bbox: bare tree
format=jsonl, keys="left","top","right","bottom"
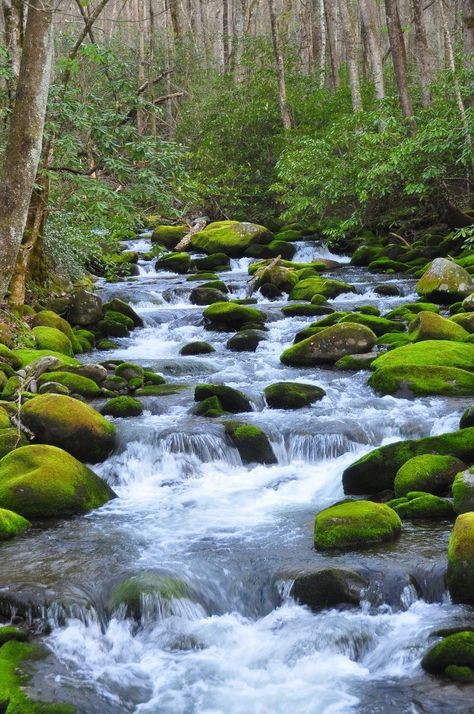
{"left": 338, "top": 0, "right": 363, "bottom": 111}
{"left": 359, "top": 0, "right": 385, "bottom": 100}
{"left": 412, "top": 0, "right": 432, "bottom": 106}
{"left": 384, "top": 0, "right": 415, "bottom": 132}
{"left": 268, "top": 0, "right": 293, "bottom": 130}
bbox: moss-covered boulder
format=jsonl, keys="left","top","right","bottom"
{"left": 32, "top": 326, "right": 73, "bottom": 357}
{"left": 253, "top": 264, "right": 298, "bottom": 294}
{"left": 190, "top": 287, "right": 228, "bottom": 305}
{"left": 21, "top": 394, "right": 116, "bottom": 462}
{"left": 448, "top": 513, "right": 474, "bottom": 603}
{"left": 108, "top": 573, "right": 189, "bottom": 620}
{"left": 203, "top": 302, "right": 265, "bottom": 331}
{"left": 115, "top": 362, "right": 144, "bottom": 387}
{"left": 100, "top": 396, "right": 143, "bottom": 418}
{"left": 193, "top": 395, "right": 227, "bottom": 418}
{"left": 339, "top": 313, "right": 404, "bottom": 337}
{"left": 343, "top": 427, "right": 474, "bottom": 495}
{"left": 37, "top": 371, "right": 101, "bottom": 399}
{"left": 389, "top": 492, "right": 453, "bottom": 519}
{"left": 452, "top": 468, "right": 474, "bottom": 514}
{"left": 32, "top": 310, "right": 75, "bottom": 344}
{"left": 368, "top": 365, "right": 474, "bottom": 397}
{"left": 374, "top": 284, "right": 402, "bottom": 296}
{"left": 226, "top": 329, "right": 266, "bottom": 352}
{"left": 450, "top": 312, "right": 474, "bottom": 333}
{"left": 422, "top": 631, "right": 474, "bottom": 681}
{"left": 463, "top": 293, "right": 474, "bottom": 311}
{"left": 0, "top": 407, "right": 10, "bottom": 430}
{"left": 314, "top": 500, "right": 401, "bottom": 550}
{"left": 281, "top": 323, "right": 377, "bottom": 366}
{"left": 264, "top": 382, "right": 325, "bottom": 409}
{"left": 370, "top": 340, "right": 474, "bottom": 372}
{"left": 156, "top": 252, "right": 191, "bottom": 274}
{"left": 0, "top": 626, "right": 28, "bottom": 645}
{"left": 135, "top": 384, "right": 186, "bottom": 396}
{"left": 11, "top": 350, "right": 80, "bottom": 369}
{"left": 290, "top": 568, "right": 369, "bottom": 610}
{"left": 0, "top": 508, "right": 30, "bottom": 539}
{"left": 194, "top": 384, "right": 251, "bottom": 413}
{"left": 151, "top": 224, "right": 188, "bottom": 248}
{"left": 0, "top": 444, "right": 115, "bottom": 518}
{"left": 281, "top": 303, "right": 333, "bottom": 318}
{"left": 0, "top": 344, "right": 21, "bottom": 369}
{"left": 394, "top": 455, "right": 466, "bottom": 497}
{"left": 0, "top": 429, "right": 28, "bottom": 459}
{"left": 193, "top": 253, "right": 231, "bottom": 272}
{"left": 97, "top": 339, "right": 118, "bottom": 351}
{"left": 179, "top": 341, "right": 215, "bottom": 356}
{"left": 335, "top": 352, "right": 378, "bottom": 370}
{"left": 460, "top": 406, "right": 474, "bottom": 429}
{"left": 290, "top": 277, "right": 355, "bottom": 301}
{"left": 416, "top": 258, "right": 474, "bottom": 304}
{"left": 224, "top": 421, "right": 276, "bottom": 464}
{"left": 408, "top": 311, "right": 469, "bottom": 342}
{"left": 68, "top": 289, "right": 103, "bottom": 326}
{"left": 191, "top": 220, "right": 273, "bottom": 257}
{"left": 103, "top": 298, "right": 143, "bottom": 328}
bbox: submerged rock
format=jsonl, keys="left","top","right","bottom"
{"left": 224, "top": 421, "right": 276, "bottom": 464}
{"left": 194, "top": 384, "right": 252, "bottom": 413}
{"left": 290, "top": 568, "right": 369, "bottom": 610}
{"left": 180, "top": 341, "right": 215, "bottom": 356}
{"left": 108, "top": 573, "right": 189, "bottom": 620}
{"left": 203, "top": 302, "right": 266, "bottom": 331}
{"left": 314, "top": 500, "right": 401, "bottom": 550}
{"left": 264, "top": 382, "right": 325, "bottom": 409}
{"left": 281, "top": 323, "right": 377, "bottom": 366}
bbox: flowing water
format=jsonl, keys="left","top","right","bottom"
{"left": 4, "top": 239, "right": 474, "bottom": 713}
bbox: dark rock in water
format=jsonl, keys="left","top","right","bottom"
{"left": 422, "top": 631, "right": 474, "bottom": 682}
{"left": 224, "top": 421, "right": 276, "bottom": 464}
{"left": 107, "top": 573, "right": 189, "bottom": 621}
{"left": 193, "top": 396, "right": 226, "bottom": 418}
{"left": 193, "top": 253, "right": 231, "bottom": 271}
{"left": 180, "top": 341, "right": 215, "bottom": 356}
{"left": 259, "top": 283, "right": 283, "bottom": 300}
{"left": 264, "top": 382, "right": 325, "bottom": 409}
{"left": 460, "top": 406, "right": 474, "bottom": 429}
{"left": 103, "top": 298, "right": 144, "bottom": 328}
{"left": 203, "top": 302, "right": 266, "bottom": 331}
{"left": 226, "top": 330, "right": 266, "bottom": 352}
{"left": 190, "top": 287, "right": 228, "bottom": 305}
{"left": 374, "top": 283, "right": 401, "bottom": 296}
{"left": 290, "top": 568, "right": 369, "bottom": 610}
{"left": 194, "top": 384, "right": 252, "bottom": 413}
{"left": 156, "top": 252, "right": 191, "bottom": 274}
{"left": 101, "top": 396, "right": 143, "bottom": 418}
{"left": 68, "top": 289, "right": 103, "bottom": 326}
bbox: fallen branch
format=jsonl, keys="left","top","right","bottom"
{"left": 175, "top": 216, "right": 209, "bottom": 252}
{"left": 246, "top": 255, "right": 282, "bottom": 297}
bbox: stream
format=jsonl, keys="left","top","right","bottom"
{"left": 3, "top": 238, "right": 474, "bottom": 713}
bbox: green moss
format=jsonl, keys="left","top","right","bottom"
{"left": 408, "top": 311, "right": 469, "bottom": 342}
{"left": 103, "top": 299, "right": 143, "bottom": 328}
{"left": 245, "top": 238, "right": 296, "bottom": 260}
{"left": 0, "top": 627, "right": 27, "bottom": 645}
{"left": 142, "top": 370, "right": 165, "bottom": 385}
{"left": 179, "top": 341, "right": 215, "bottom": 356}
{"left": 281, "top": 304, "right": 333, "bottom": 317}
{"left": 1, "top": 377, "right": 21, "bottom": 401}
{"left": 376, "top": 332, "right": 412, "bottom": 349}
{"left": 73, "top": 329, "right": 95, "bottom": 349}
{"left": 0, "top": 444, "right": 115, "bottom": 519}
{"left": 203, "top": 302, "right": 265, "bottom": 331}
{"left": 369, "top": 365, "right": 474, "bottom": 396}
{"left": 12, "top": 350, "right": 79, "bottom": 369}
{"left": 191, "top": 220, "right": 273, "bottom": 257}
{"left": 109, "top": 574, "right": 188, "bottom": 619}
{"left": 115, "top": 362, "right": 144, "bottom": 385}
{"left": 135, "top": 384, "right": 186, "bottom": 396}
{"left": 0, "top": 408, "right": 10, "bottom": 430}
{"left": 281, "top": 323, "right": 377, "bottom": 366}
{"left": 343, "top": 427, "right": 474, "bottom": 494}
{"left": 264, "top": 382, "right": 325, "bottom": 409}
{"left": 193, "top": 253, "right": 231, "bottom": 271}
{"left": 335, "top": 353, "right": 377, "bottom": 370}
{"left": 368, "top": 258, "right": 407, "bottom": 273}
{"left": 151, "top": 224, "right": 188, "bottom": 248}
{"left": 314, "top": 500, "right": 401, "bottom": 550}
{"left": 32, "top": 311, "right": 75, "bottom": 343}
{"left": 0, "top": 429, "right": 28, "bottom": 459}
{"left": 103, "top": 310, "right": 134, "bottom": 329}
{"left": 37, "top": 372, "right": 100, "bottom": 399}
{"left": 224, "top": 421, "right": 276, "bottom": 464}
{"left": 445, "top": 664, "right": 474, "bottom": 682}
{"left": 394, "top": 454, "right": 466, "bottom": 497}
{"left": 100, "top": 396, "right": 143, "bottom": 418}
{"left": 417, "top": 258, "right": 474, "bottom": 303}
{"left": 350, "top": 245, "right": 381, "bottom": 266}
{"left": 422, "top": 631, "right": 474, "bottom": 673}
{"left": 32, "top": 327, "right": 73, "bottom": 357}
{"left": 0, "top": 345, "right": 21, "bottom": 369}
{"left": 0, "top": 508, "right": 30, "bottom": 539}
{"left": 156, "top": 252, "right": 191, "bottom": 274}
{"left": 463, "top": 293, "right": 474, "bottom": 311}
{"left": 290, "top": 277, "right": 355, "bottom": 301}
{"left": 21, "top": 394, "right": 116, "bottom": 463}
{"left": 452, "top": 468, "right": 474, "bottom": 514}
{"left": 190, "top": 287, "right": 228, "bottom": 305}
{"left": 186, "top": 272, "right": 219, "bottom": 282}
{"left": 450, "top": 312, "right": 474, "bottom": 333}
{"left": 195, "top": 384, "right": 251, "bottom": 412}
{"left": 193, "top": 395, "right": 226, "bottom": 417}
{"left": 370, "top": 340, "right": 474, "bottom": 371}
{"left": 96, "top": 339, "right": 118, "bottom": 351}
{"left": 390, "top": 492, "right": 453, "bottom": 519}
{"left": 339, "top": 313, "right": 405, "bottom": 337}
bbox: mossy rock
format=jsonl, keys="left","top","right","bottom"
{"left": 191, "top": 221, "right": 273, "bottom": 257}
{"left": 408, "top": 311, "right": 469, "bottom": 342}
{"left": 224, "top": 421, "right": 276, "bottom": 464}
{"left": 115, "top": 362, "right": 144, "bottom": 385}
{"left": 226, "top": 330, "right": 266, "bottom": 352}
{"left": 450, "top": 312, "right": 474, "bottom": 333}
{"left": 368, "top": 365, "right": 474, "bottom": 397}
{"left": 310, "top": 294, "right": 329, "bottom": 305}
{"left": 281, "top": 304, "right": 333, "bottom": 318}
{"left": 290, "top": 568, "right": 369, "bottom": 610}
{"left": 245, "top": 239, "right": 296, "bottom": 260}
{"left": 368, "top": 258, "right": 407, "bottom": 273}
{"left": 103, "top": 310, "right": 134, "bottom": 330}
{"left": 335, "top": 352, "right": 378, "bottom": 370}
{"left": 253, "top": 265, "right": 298, "bottom": 294}
{"left": 38, "top": 382, "right": 70, "bottom": 396}
{"left": 339, "top": 313, "right": 404, "bottom": 337}
{"left": 103, "top": 298, "right": 143, "bottom": 328}
{"left": 0, "top": 429, "right": 28, "bottom": 459}
{"left": 142, "top": 370, "right": 165, "bottom": 386}
{"left": 452, "top": 468, "right": 474, "bottom": 514}
{"left": 31, "top": 326, "right": 73, "bottom": 357}
{"left": 186, "top": 272, "right": 219, "bottom": 282}
{"left": 203, "top": 302, "right": 265, "bottom": 331}
{"left": 290, "top": 277, "right": 355, "bottom": 301}
{"left": 376, "top": 332, "right": 412, "bottom": 349}
{"left": 343, "top": 427, "right": 474, "bottom": 495}
{"left": 156, "top": 252, "right": 191, "bottom": 274}
{"left": 394, "top": 454, "right": 466, "bottom": 497}
{"left": 264, "top": 382, "right": 325, "bottom": 409}
{"left": 463, "top": 293, "right": 474, "bottom": 311}
{"left": 109, "top": 573, "right": 188, "bottom": 620}
{"left": 274, "top": 229, "right": 303, "bottom": 241}
{"left": 1, "top": 377, "right": 21, "bottom": 401}
{"left": 37, "top": 371, "right": 101, "bottom": 399}
{"left": 103, "top": 375, "right": 130, "bottom": 393}
{"left": 389, "top": 492, "right": 453, "bottom": 519}
{"left": 370, "top": 340, "right": 474, "bottom": 372}
{"left": 314, "top": 500, "right": 401, "bottom": 550}
{"left": 0, "top": 507, "right": 30, "bottom": 540}
{"left": 350, "top": 245, "right": 381, "bottom": 266}
{"left": 96, "top": 339, "right": 118, "bottom": 351}
{"left": 422, "top": 632, "right": 474, "bottom": 676}
{"left": 373, "top": 284, "right": 401, "bottom": 297}
{"left": 281, "top": 323, "right": 377, "bottom": 367}
{"left": 0, "top": 407, "right": 10, "bottom": 430}
{"left": 32, "top": 310, "right": 75, "bottom": 343}
{"left": 190, "top": 287, "right": 228, "bottom": 305}
{"left": 448, "top": 513, "right": 474, "bottom": 603}
{"left": 460, "top": 406, "right": 474, "bottom": 429}
{"left": 193, "top": 253, "right": 231, "bottom": 271}
{"left": 100, "top": 396, "right": 143, "bottom": 418}
{"left": 0, "top": 444, "right": 115, "bottom": 518}
{"left": 193, "top": 395, "right": 227, "bottom": 418}
{"left": 21, "top": 394, "right": 116, "bottom": 463}
{"left": 151, "top": 224, "right": 188, "bottom": 248}
{"left": 357, "top": 305, "right": 380, "bottom": 316}
{"left": 179, "top": 341, "right": 215, "bottom": 356}
{"left": 0, "top": 345, "right": 21, "bottom": 369}
{"left": 135, "top": 384, "right": 186, "bottom": 396}
{"left": 417, "top": 258, "right": 474, "bottom": 304}
{"left": 195, "top": 384, "right": 251, "bottom": 413}
{"left": 97, "top": 315, "right": 129, "bottom": 338}
{"left": 0, "top": 626, "right": 27, "bottom": 645}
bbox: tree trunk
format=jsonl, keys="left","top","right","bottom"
{"left": 338, "top": 0, "right": 363, "bottom": 112}
{"left": 136, "top": 0, "right": 147, "bottom": 135}
{"left": 323, "top": 0, "right": 339, "bottom": 90}
{"left": 463, "top": 0, "right": 474, "bottom": 61}
{"left": 268, "top": 0, "right": 293, "bottom": 130}
{"left": 2, "top": 0, "right": 23, "bottom": 81}
{"left": 359, "top": 0, "right": 385, "bottom": 100}
{"left": 0, "top": 0, "right": 54, "bottom": 301}
{"left": 384, "top": 0, "right": 415, "bottom": 132}
{"left": 223, "top": 0, "right": 231, "bottom": 71}
{"left": 412, "top": 0, "right": 431, "bottom": 107}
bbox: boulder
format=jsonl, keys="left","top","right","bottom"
{"left": 68, "top": 289, "right": 103, "bottom": 325}
{"left": 408, "top": 311, "right": 469, "bottom": 342}
{"left": 264, "top": 382, "right": 325, "bottom": 409}
{"left": 194, "top": 384, "right": 252, "bottom": 412}
{"left": 368, "top": 365, "right": 474, "bottom": 397}
{"left": 115, "top": 362, "right": 144, "bottom": 387}
{"left": 103, "top": 298, "right": 143, "bottom": 328}
{"left": 374, "top": 284, "right": 401, "bottom": 296}
{"left": 416, "top": 258, "right": 474, "bottom": 304}
{"left": 224, "top": 421, "right": 276, "bottom": 464}
{"left": 37, "top": 371, "right": 101, "bottom": 399}
{"left": 0, "top": 344, "right": 21, "bottom": 369}
{"left": 314, "top": 500, "right": 401, "bottom": 550}
{"left": 203, "top": 302, "right": 265, "bottom": 331}
{"left": 335, "top": 352, "right": 378, "bottom": 370}
{"left": 193, "top": 253, "right": 231, "bottom": 271}
{"left": 254, "top": 265, "right": 298, "bottom": 294}
{"left": 0, "top": 509, "right": 30, "bottom": 540}
{"left": 343, "top": 427, "right": 474, "bottom": 495}
{"left": 339, "top": 313, "right": 404, "bottom": 337}
{"left": 151, "top": 224, "right": 188, "bottom": 248}
{"left": 32, "top": 326, "right": 73, "bottom": 357}
{"left": 191, "top": 220, "right": 273, "bottom": 257}
{"left": 193, "top": 395, "right": 227, "bottom": 417}
{"left": 226, "top": 330, "right": 266, "bottom": 352}
{"left": 280, "top": 323, "right": 377, "bottom": 366}
{"left": 62, "top": 363, "right": 108, "bottom": 385}
{"left": 450, "top": 312, "right": 474, "bottom": 333}
{"left": 394, "top": 454, "right": 466, "bottom": 497}
{"left": 136, "top": 384, "right": 186, "bottom": 396}
{"left": 290, "top": 568, "right": 369, "bottom": 610}
{"left": 422, "top": 631, "right": 474, "bottom": 681}
{"left": 0, "top": 444, "right": 115, "bottom": 518}
{"left": 108, "top": 573, "right": 189, "bottom": 620}
{"left": 460, "top": 406, "right": 474, "bottom": 429}
{"left": 180, "top": 341, "right": 215, "bottom": 356}
{"left": 32, "top": 310, "right": 75, "bottom": 343}
{"left": 290, "top": 277, "right": 355, "bottom": 301}
{"left": 370, "top": 340, "right": 474, "bottom": 372}
{"left": 281, "top": 304, "right": 333, "bottom": 318}
{"left": 0, "top": 408, "right": 10, "bottom": 430}
{"left": 156, "top": 252, "right": 191, "bottom": 274}
{"left": 448, "top": 513, "right": 474, "bottom": 603}
{"left": 100, "top": 396, "right": 143, "bottom": 418}
{"left": 388, "top": 492, "right": 453, "bottom": 519}
{"left": 452, "top": 468, "right": 474, "bottom": 514}
{"left": 463, "top": 293, "right": 474, "bottom": 311}
{"left": 0, "top": 429, "right": 28, "bottom": 459}
{"left": 190, "top": 287, "right": 228, "bottom": 305}
{"left": 21, "top": 394, "right": 116, "bottom": 462}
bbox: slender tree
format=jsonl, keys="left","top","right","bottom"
{"left": 360, "top": 0, "right": 385, "bottom": 101}
{"left": 338, "top": 0, "right": 363, "bottom": 111}
{"left": 384, "top": 0, "right": 415, "bottom": 132}
{"left": 412, "top": 0, "right": 432, "bottom": 107}
{"left": 268, "top": 0, "right": 293, "bottom": 130}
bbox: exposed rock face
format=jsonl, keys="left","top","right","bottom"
{"left": 280, "top": 323, "right": 377, "bottom": 366}
{"left": 68, "top": 289, "right": 103, "bottom": 325}
{"left": 416, "top": 258, "right": 474, "bottom": 304}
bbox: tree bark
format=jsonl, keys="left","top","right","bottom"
{"left": 0, "top": 0, "right": 54, "bottom": 301}
{"left": 268, "top": 0, "right": 293, "bottom": 130}
{"left": 323, "top": 0, "right": 339, "bottom": 90}
{"left": 2, "top": 0, "right": 23, "bottom": 81}
{"left": 359, "top": 0, "right": 385, "bottom": 100}
{"left": 384, "top": 0, "right": 415, "bottom": 132}
{"left": 463, "top": 0, "right": 474, "bottom": 62}
{"left": 412, "top": 0, "right": 431, "bottom": 107}
{"left": 338, "top": 0, "right": 363, "bottom": 112}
